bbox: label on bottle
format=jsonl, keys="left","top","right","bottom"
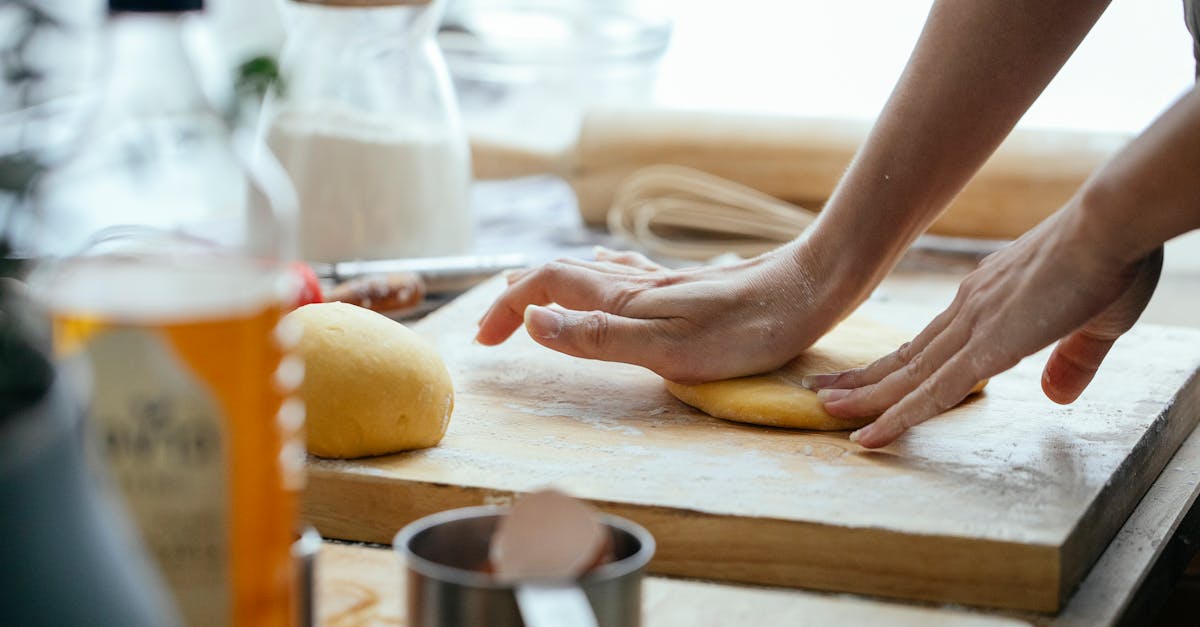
{"left": 83, "top": 328, "right": 230, "bottom": 627}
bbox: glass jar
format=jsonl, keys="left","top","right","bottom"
{"left": 440, "top": 0, "right": 673, "bottom": 160}
{"left": 29, "top": 2, "right": 303, "bottom": 626}
{"left": 269, "top": 0, "right": 473, "bottom": 263}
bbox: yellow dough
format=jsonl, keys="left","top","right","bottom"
{"left": 286, "top": 302, "right": 453, "bottom": 458}
{"left": 665, "top": 316, "right": 985, "bottom": 430}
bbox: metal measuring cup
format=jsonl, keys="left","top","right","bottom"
{"left": 394, "top": 505, "right": 655, "bottom": 627}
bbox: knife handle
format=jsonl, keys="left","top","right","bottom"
{"left": 325, "top": 272, "right": 426, "bottom": 314}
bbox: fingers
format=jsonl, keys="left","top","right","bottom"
{"left": 1041, "top": 248, "right": 1161, "bottom": 404}
{"left": 1041, "top": 330, "right": 1116, "bottom": 404}
{"left": 554, "top": 257, "right": 656, "bottom": 277}
{"left": 802, "top": 347, "right": 912, "bottom": 392}
{"left": 477, "top": 260, "right": 664, "bottom": 346}
{"left": 593, "top": 246, "right": 665, "bottom": 271}
{"left": 813, "top": 292, "right": 995, "bottom": 447}
{"left": 818, "top": 318, "right": 972, "bottom": 419}
{"left": 486, "top": 250, "right": 673, "bottom": 337}
{"left": 802, "top": 301, "right": 963, "bottom": 391}
{"left": 504, "top": 268, "right": 534, "bottom": 285}
{"left": 523, "top": 305, "right": 677, "bottom": 372}
{"left": 501, "top": 248, "right": 664, "bottom": 287}
{"left": 477, "top": 263, "right": 610, "bottom": 345}
{"left": 848, "top": 350, "right": 985, "bottom": 448}
{"left": 820, "top": 327, "right": 997, "bottom": 448}
{"left": 502, "top": 258, "right": 643, "bottom": 287}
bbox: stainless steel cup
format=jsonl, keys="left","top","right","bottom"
{"left": 394, "top": 505, "right": 655, "bottom": 627}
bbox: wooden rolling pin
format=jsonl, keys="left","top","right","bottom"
{"left": 470, "top": 107, "right": 1131, "bottom": 240}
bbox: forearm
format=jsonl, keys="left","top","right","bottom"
{"left": 796, "top": 0, "right": 1111, "bottom": 293}
{"left": 1077, "top": 85, "right": 1200, "bottom": 266}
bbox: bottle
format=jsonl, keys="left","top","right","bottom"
{"left": 29, "top": 1, "right": 303, "bottom": 625}
{"left": 267, "top": 0, "right": 473, "bottom": 264}
{"left": 0, "top": 285, "right": 182, "bottom": 627}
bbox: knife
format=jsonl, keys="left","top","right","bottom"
{"left": 310, "top": 253, "right": 529, "bottom": 295}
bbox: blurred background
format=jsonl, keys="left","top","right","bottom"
{"left": 4, "top": 0, "right": 1197, "bottom": 259}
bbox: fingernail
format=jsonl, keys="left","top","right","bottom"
{"left": 849, "top": 426, "right": 870, "bottom": 443}
{"left": 524, "top": 305, "right": 563, "bottom": 340}
{"left": 802, "top": 374, "right": 835, "bottom": 390}
{"left": 817, "top": 388, "right": 850, "bottom": 403}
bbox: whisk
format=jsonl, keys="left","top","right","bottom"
{"left": 606, "top": 164, "right": 1008, "bottom": 261}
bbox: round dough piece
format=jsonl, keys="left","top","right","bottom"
{"left": 286, "top": 302, "right": 453, "bottom": 458}
{"left": 665, "top": 316, "right": 986, "bottom": 430}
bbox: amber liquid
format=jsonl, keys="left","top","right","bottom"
{"left": 45, "top": 258, "right": 299, "bottom": 627}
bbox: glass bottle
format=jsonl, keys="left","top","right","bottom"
{"left": 29, "top": 1, "right": 303, "bottom": 626}
{"left": 268, "top": 0, "right": 473, "bottom": 264}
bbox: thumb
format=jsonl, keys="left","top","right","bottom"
{"left": 1041, "top": 331, "right": 1119, "bottom": 404}
{"left": 523, "top": 305, "right": 668, "bottom": 372}
{"left": 1042, "top": 248, "right": 1162, "bottom": 404}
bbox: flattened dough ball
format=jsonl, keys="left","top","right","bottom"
{"left": 665, "top": 316, "right": 986, "bottom": 430}
{"left": 287, "top": 302, "right": 453, "bottom": 458}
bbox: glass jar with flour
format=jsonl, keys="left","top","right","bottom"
{"left": 270, "top": 0, "right": 472, "bottom": 263}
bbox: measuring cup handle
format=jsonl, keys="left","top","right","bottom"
{"left": 514, "top": 584, "right": 598, "bottom": 627}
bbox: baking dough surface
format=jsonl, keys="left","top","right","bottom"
{"left": 665, "top": 316, "right": 982, "bottom": 430}
{"left": 287, "top": 302, "right": 453, "bottom": 458}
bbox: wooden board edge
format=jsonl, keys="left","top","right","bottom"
{"left": 302, "top": 467, "right": 1061, "bottom": 613}
{"left": 1058, "top": 368, "right": 1200, "bottom": 608}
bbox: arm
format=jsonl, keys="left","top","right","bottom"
{"left": 812, "top": 85, "right": 1200, "bottom": 449}
{"left": 475, "top": 0, "right": 1111, "bottom": 382}
{"left": 802, "top": 0, "right": 1112, "bottom": 296}
{"left": 1078, "top": 87, "right": 1200, "bottom": 262}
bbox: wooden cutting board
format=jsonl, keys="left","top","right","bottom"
{"left": 302, "top": 277, "right": 1200, "bottom": 613}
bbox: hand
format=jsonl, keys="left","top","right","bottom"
{"left": 475, "top": 245, "right": 858, "bottom": 383}
{"left": 805, "top": 203, "right": 1163, "bottom": 448}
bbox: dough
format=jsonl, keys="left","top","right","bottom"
{"left": 286, "top": 302, "right": 453, "bottom": 458}
{"left": 665, "top": 316, "right": 985, "bottom": 430}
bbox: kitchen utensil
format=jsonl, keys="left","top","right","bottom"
{"left": 470, "top": 107, "right": 1129, "bottom": 240}
{"left": 271, "top": 0, "right": 473, "bottom": 262}
{"left": 310, "top": 252, "right": 527, "bottom": 293}
{"left": 297, "top": 253, "right": 528, "bottom": 315}
{"left": 606, "top": 164, "right": 1009, "bottom": 260}
{"left": 394, "top": 503, "right": 654, "bottom": 627}
{"left": 292, "top": 526, "right": 322, "bottom": 627}
{"left": 490, "top": 489, "right": 607, "bottom": 627}
{"left": 441, "top": 1, "right": 671, "bottom": 161}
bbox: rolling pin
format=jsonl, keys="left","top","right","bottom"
{"left": 470, "top": 107, "right": 1130, "bottom": 240}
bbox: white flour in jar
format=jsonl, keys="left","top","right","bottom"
{"left": 268, "top": 106, "right": 472, "bottom": 263}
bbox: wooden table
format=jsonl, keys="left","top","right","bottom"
{"left": 313, "top": 263, "right": 1200, "bottom": 626}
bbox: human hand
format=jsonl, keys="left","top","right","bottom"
{"left": 804, "top": 205, "right": 1163, "bottom": 448}
{"left": 474, "top": 245, "right": 859, "bottom": 383}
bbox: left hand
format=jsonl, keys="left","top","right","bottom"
{"left": 803, "top": 202, "right": 1163, "bottom": 448}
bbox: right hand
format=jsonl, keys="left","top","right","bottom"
{"left": 474, "top": 245, "right": 856, "bottom": 384}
